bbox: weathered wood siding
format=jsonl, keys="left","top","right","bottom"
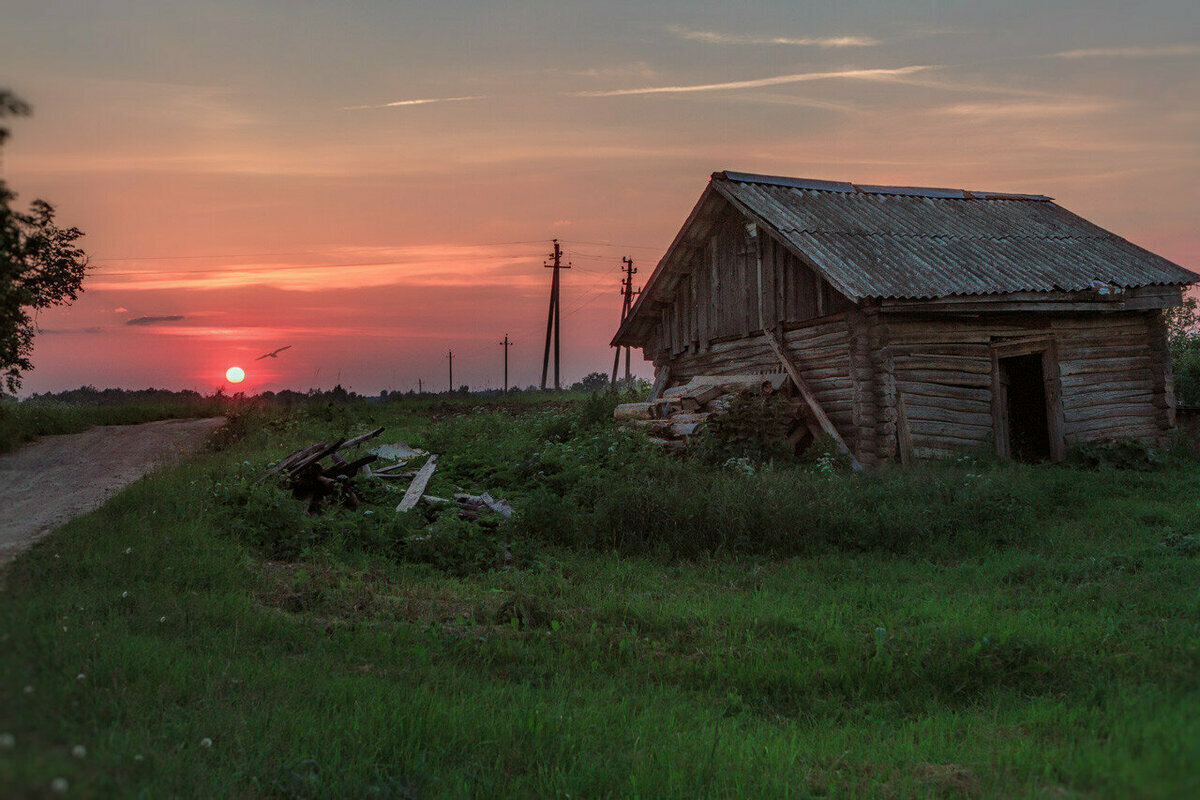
{"left": 662, "top": 315, "right": 854, "bottom": 444}
{"left": 880, "top": 311, "right": 1167, "bottom": 458}
{"left": 644, "top": 210, "right": 853, "bottom": 362}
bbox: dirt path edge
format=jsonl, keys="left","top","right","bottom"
{"left": 0, "top": 416, "right": 227, "bottom": 567}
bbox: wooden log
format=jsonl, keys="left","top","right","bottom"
{"left": 628, "top": 419, "right": 675, "bottom": 434}
{"left": 340, "top": 427, "right": 386, "bottom": 451}
{"left": 1058, "top": 357, "right": 1151, "bottom": 377}
{"left": 894, "top": 369, "right": 991, "bottom": 388}
{"left": 1059, "top": 372, "right": 1152, "bottom": 391}
{"left": 397, "top": 455, "right": 438, "bottom": 513}
{"left": 667, "top": 412, "right": 711, "bottom": 425}
{"left": 896, "top": 356, "right": 992, "bottom": 375}
{"left": 671, "top": 421, "right": 703, "bottom": 437}
{"left": 762, "top": 327, "right": 862, "bottom": 471}
{"left": 285, "top": 437, "right": 347, "bottom": 477}
{"left": 325, "top": 454, "right": 378, "bottom": 479}
{"left": 895, "top": 380, "right": 992, "bottom": 404}
{"left": 614, "top": 402, "right": 654, "bottom": 420}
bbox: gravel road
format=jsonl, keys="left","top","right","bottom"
{"left": 0, "top": 417, "right": 226, "bottom": 566}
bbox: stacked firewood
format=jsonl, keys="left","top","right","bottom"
{"left": 614, "top": 374, "right": 799, "bottom": 451}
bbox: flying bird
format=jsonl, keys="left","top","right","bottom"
{"left": 255, "top": 345, "right": 292, "bottom": 360}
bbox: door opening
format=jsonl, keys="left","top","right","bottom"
{"left": 999, "top": 352, "right": 1050, "bottom": 462}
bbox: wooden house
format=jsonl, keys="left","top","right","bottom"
{"left": 611, "top": 171, "right": 1199, "bottom": 464}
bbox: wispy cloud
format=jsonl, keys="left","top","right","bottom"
{"left": 668, "top": 25, "right": 878, "bottom": 47}
{"left": 126, "top": 315, "right": 186, "bottom": 326}
{"left": 933, "top": 100, "right": 1115, "bottom": 118}
{"left": 571, "top": 65, "right": 933, "bottom": 97}
{"left": 341, "top": 95, "right": 484, "bottom": 111}
{"left": 1051, "top": 44, "right": 1200, "bottom": 59}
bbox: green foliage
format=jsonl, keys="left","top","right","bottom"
{"left": 1069, "top": 438, "right": 1166, "bottom": 471}
{"left": 694, "top": 390, "right": 793, "bottom": 465}
{"left": 1, "top": 91, "right": 89, "bottom": 393}
{"left": 570, "top": 371, "right": 611, "bottom": 393}
{"left": 1166, "top": 296, "right": 1200, "bottom": 405}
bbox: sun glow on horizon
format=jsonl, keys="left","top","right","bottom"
{"left": 226, "top": 366, "right": 245, "bottom": 383}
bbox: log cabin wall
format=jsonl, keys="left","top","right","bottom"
{"left": 658, "top": 315, "right": 855, "bottom": 447}
{"left": 881, "top": 310, "right": 1167, "bottom": 458}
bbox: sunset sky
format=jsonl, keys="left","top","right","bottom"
{"left": 2, "top": 0, "right": 1197, "bottom": 395}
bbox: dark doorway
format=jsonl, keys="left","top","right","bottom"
{"left": 1000, "top": 353, "right": 1050, "bottom": 462}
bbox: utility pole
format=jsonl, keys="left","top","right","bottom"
{"left": 611, "top": 256, "right": 639, "bottom": 388}
{"left": 499, "top": 334, "right": 513, "bottom": 396}
{"left": 540, "top": 239, "right": 571, "bottom": 390}
{"left": 418, "top": 378, "right": 422, "bottom": 394}
{"left": 447, "top": 350, "right": 454, "bottom": 393}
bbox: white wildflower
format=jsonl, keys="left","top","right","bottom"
{"left": 22, "top": 685, "right": 33, "bottom": 694}
{"left": 51, "top": 778, "right": 68, "bottom": 793}
{"left": 199, "top": 737, "right": 213, "bottom": 749}
{"left": 0, "top": 733, "right": 14, "bottom": 749}
{"left": 71, "top": 744, "right": 86, "bottom": 759}
{"left": 76, "top": 673, "right": 86, "bottom": 681}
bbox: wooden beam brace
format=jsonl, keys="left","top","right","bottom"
{"left": 762, "top": 328, "right": 862, "bottom": 471}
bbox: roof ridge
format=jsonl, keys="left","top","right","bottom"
{"left": 791, "top": 230, "right": 1118, "bottom": 241}
{"left": 715, "top": 170, "right": 1053, "bottom": 201}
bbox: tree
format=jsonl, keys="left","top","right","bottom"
{"left": 1165, "top": 295, "right": 1200, "bottom": 405}
{"left": 1, "top": 90, "right": 89, "bottom": 394}
{"left": 571, "top": 371, "right": 610, "bottom": 393}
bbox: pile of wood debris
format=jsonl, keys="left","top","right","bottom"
{"left": 613, "top": 374, "right": 793, "bottom": 452}
{"left": 263, "top": 428, "right": 513, "bottom": 518}
{"left": 615, "top": 364, "right": 862, "bottom": 471}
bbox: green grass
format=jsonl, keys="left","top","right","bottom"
{"left": 0, "top": 396, "right": 227, "bottom": 453}
{"left": 2, "top": 395, "right": 1198, "bottom": 797}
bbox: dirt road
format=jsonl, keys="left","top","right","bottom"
{"left": 0, "top": 417, "right": 226, "bottom": 565}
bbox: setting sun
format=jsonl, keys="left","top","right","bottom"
{"left": 225, "top": 366, "right": 245, "bottom": 383}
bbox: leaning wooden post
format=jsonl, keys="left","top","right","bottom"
{"left": 761, "top": 327, "right": 863, "bottom": 471}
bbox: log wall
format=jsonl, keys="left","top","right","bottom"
{"left": 882, "top": 310, "right": 1166, "bottom": 458}
{"left": 663, "top": 314, "right": 854, "bottom": 442}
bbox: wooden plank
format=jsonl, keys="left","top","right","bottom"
{"left": 397, "top": 455, "right": 438, "bottom": 513}
{"left": 341, "top": 426, "right": 386, "bottom": 451}
{"left": 647, "top": 367, "right": 670, "bottom": 402}
{"left": 762, "top": 328, "right": 862, "bottom": 471}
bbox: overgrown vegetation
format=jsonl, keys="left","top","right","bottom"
{"left": 2, "top": 392, "right": 1199, "bottom": 797}
{"left": 1166, "top": 294, "right": 1200, "bottom": 405}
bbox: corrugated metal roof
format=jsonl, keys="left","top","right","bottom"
{"left": 711, "top": 170, "right": 1197, "bottom": 300}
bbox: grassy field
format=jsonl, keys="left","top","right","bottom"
{"left": 1, "top": 394, "right": 1198, "bottom": 798}
{"left": 0, "top": 393, "right": 226, "bottom": 454}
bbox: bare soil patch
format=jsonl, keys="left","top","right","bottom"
{"left": 0, "top": 416, "right": 225, "bottom": 565}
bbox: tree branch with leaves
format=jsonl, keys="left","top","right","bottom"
{"left": 1, "top": 90, "right": 89, "bottom": 394}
